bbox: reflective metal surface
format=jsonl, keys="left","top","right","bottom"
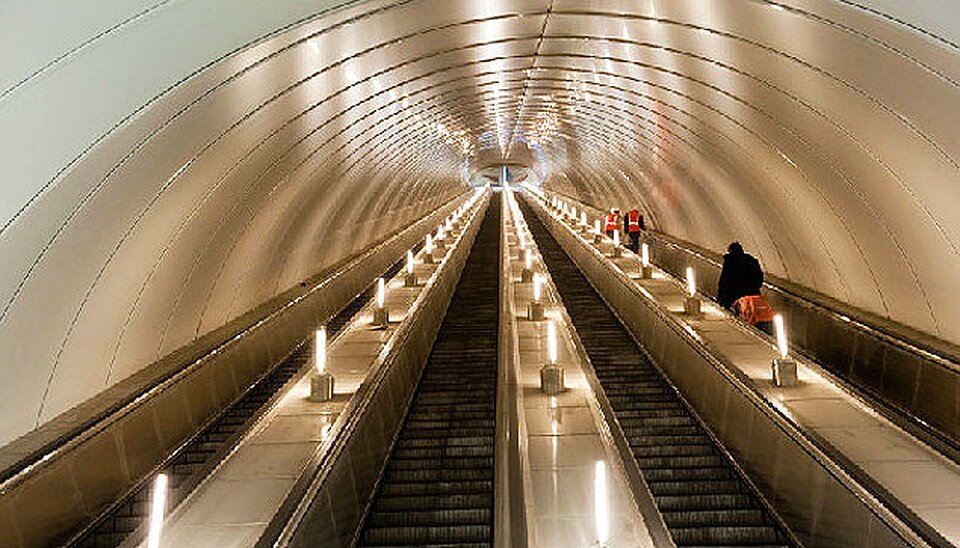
{"left": 526, "top": 194, "right": 926, "bottom": 547}
{"left": 0, "top": 197, "right": 464, "bottom": 548}
{"left": 3, "top": 0, "right": 960, "bottom": 493}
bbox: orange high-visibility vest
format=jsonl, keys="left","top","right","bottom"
{"left": 604, "top": 213, "right": 619, "bottom": 232}
{"left": 627, "top": 210, "right": 641, "bottom": 233}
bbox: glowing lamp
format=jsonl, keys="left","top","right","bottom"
{"left": 774, "top": 314, "right": 789, "bottom": 359}
{"left": 533, "top": 274, "right": 542, "bottom": 302}
{"left": 595, "top": 461, "right": 609, "bottom": 546}
{"left": 314, "top": 327, "right": 327, "bottom": 374}
{"left": 373, "top": 278, "right": 389, "bottom": 327}
{"left": 405, "top": 250, "right": 418, "bottom": 287}
{"left": 524, "top": 248, "right": 533, "bottom": 270}
{"left": 613, "top": 230, "right": 620, "bottom": 247}
{"left": 771, "top": 313, "right": 798, "bottom": 386}
{"left": 685, "top": 267, "right": 696, "bottom": 297}
{"left": 641, "top": 243, "right": 650, "bottom": 267}
{"left": 683, "top": 267, "right": 701, "bottom": 316}
{"left": 594, "top": 220, "right": 601, "bottom": 234}
{"left": 611, "top": 230, "right": 622, "bottom": 258}
{"left": 547, "top": 320, "right": 558, "bottom": 365}
{"left": 426, "top": 234, "right": 434, "bottom": 254}
{"left": 580, "top": 212, "right": 588, "bottom": 226}
{"left": 147, "top": 473, "right": 168, "bottom": 548}
{"left": 310, "top": 327, "right": 334, "bottom": 400}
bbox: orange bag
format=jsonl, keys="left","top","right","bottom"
{"left": 734, "top": 295, "right": 774, "bottom": 325}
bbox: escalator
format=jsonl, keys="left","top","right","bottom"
{"left": 356, "top": 195, "right": 500, "bottom": 547}
{"left": 73, "top": 257, "right": 412, "bottom": 548}
{"left": 521, "top": 199, "right": 793, "bottom": 547}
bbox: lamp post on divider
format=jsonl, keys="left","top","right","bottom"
{"left": 595, "top": 461, "right": 610, "bottom": 548}
{"left": 310, "top": 327, "right": 334, "bottom": 401}
{"left": 540, "top": 320, "right": 565, "bottom": 394}
{"left": 580, "top": 211, "right": 588, "bottom": 234}
{"left": 521, "top": 247, "right": 534, "bottom": 283}
{"left": 146, "top": 473, "right": 168, "bottom": 548}
{"left": 683, "top": 266, "right": 701, "bottom": 316}
{"left": 593, "top": 219, "right": 602, "bottom": 244}
{"left": 640, "top": 243, "right": 653, "bottom": 279}
{"left": 424, "top": 234, "right": 435, "bottom": 264}
{"left": 528, "top": 274, "right": 545, "bottom": 321}
{"left": 405, "top": 250, "right": 418, "bottom": 287}
{"left": 373, "top": 277, "right": 389, "bottom": 328}
{"left": 611, "top": 230, "right": 622, "bottom": 258}
{"left": 435, "top": 226, "right": 446, "bottom": 251}
{"left": 771, "top": 314, "right": 798, "bottom": 386}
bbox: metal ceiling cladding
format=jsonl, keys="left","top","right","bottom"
{"left": 1, "top": 0, "right": 959, "bottom": 450}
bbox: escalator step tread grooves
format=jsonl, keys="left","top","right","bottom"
{"left": 520, "top": 200, "right": 792, "bottom": 547}
{"left": 76, "top": 254, "right": 409, "bottom": 547}
{"left": 357, "top": 197, "right": 500, "bottom": 547}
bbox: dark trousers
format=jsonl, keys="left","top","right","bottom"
{"left": 628, "top": 231, "right": 640, "bottom": 252}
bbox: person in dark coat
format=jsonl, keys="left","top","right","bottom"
{"left": 716, "top": 242, "right": 763, "bottom": 310}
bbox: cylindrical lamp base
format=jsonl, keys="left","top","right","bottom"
{"left": 684, "top": 296, "right": 701, "bottom": 316}
{"left": 373, "top": 306, "right": 389, "bottom": 328}
{"left": 527, "top": 301, "right": 545, "bottom": 321}
{"left": 310, "top": 373, "right": 335, "bottom": 402}
{"left": 772, "top": 358, "right": 798, "bottom": 387}
{"left": 540, "top": 363, "right": 565, "bottom": 394}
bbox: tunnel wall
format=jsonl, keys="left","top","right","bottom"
{"left": 4, "top": 0, "right": 960, "bottom": 453}
{"left": 0, "top": 0, "right": 467, "bottom": 447}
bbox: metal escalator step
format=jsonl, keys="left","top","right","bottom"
{"left": 387, "top": 456, "right": 494, "bottom": 470}
{"left": 394, "top": 436, "right": 491, "bottom": 449}
{"left": 384, "top": 468, "right": 493, "bottom": 483}
{"left": 671, "top": 525, "right": 783, "bottom": 545}
{"left": 635, "top": 455, "right": 728, "bottom": 469}
{"left": 360, "top": 524, "right": 491, "bottom": 545}
{"left": 642, "top": 467, "right": 733, "bottom": 482}
{"left": 655, "top": 493, "right": 758, "bottom": 512}
{"left": 380, "top": 480, "right": 493, "bottom": 497}
{"left": 374, "top": 494, "right": 491, "bottom": 512}
{"left": 366, "top": 508, "right": 491, "bottom": 528}
{"left": 662, "top": 508, "right": 768, "bottom": 528}
{"left": 630, "top": 444, "right": 716, "bottom": 458}
{"left": 646, "top": 479, "right": 744, "bottom": 496}
{"left": 391, "top": 445, "right": 494, "bottom": 460}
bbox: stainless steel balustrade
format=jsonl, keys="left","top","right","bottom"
{"left": 525, "top": 194, "right": 927, "bottom": 547}
{"left": 494, "top": 193, "right": 528, "bottom": 548}
{"left": 643, "top": 232, "right": 960, "bottom": 456}
{"left": 0, "top": 193, "right": 470, "bottom": 548}
{"left": 548, "top": 194, "right": 960, "bottom": 459}
{"left": 262, "top": 192, "right": 490, "bottom": 547}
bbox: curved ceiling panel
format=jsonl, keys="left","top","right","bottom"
{"left": 1, "top": 0, "right": 959, "bottom": 446}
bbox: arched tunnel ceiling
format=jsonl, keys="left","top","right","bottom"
{"left": 1, "top": 0, "right": 959, "bottom": 446}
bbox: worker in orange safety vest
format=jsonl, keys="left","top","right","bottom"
{"left": 624, "top": 209, "right": 644, "bottom": 252}
{"left": 604, "top": 208, "right": 621, "bottom": 238}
